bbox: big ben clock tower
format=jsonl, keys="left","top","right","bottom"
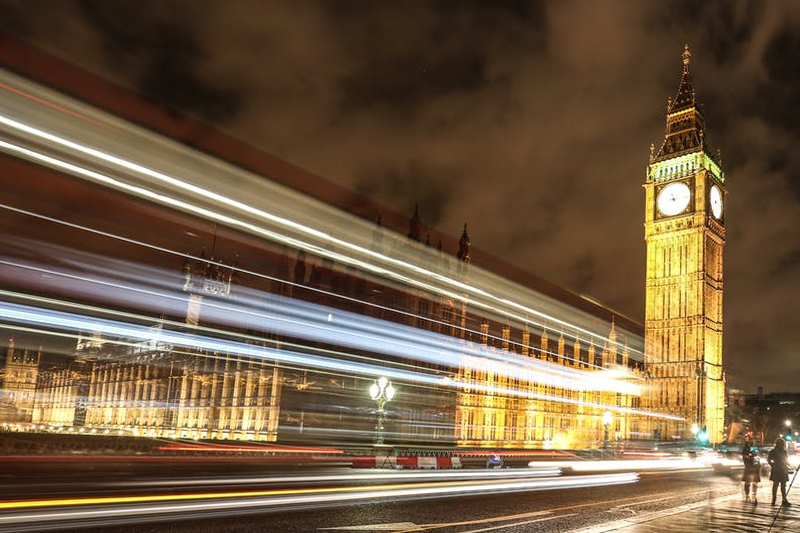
{"left": 643, "top": 46, "right": 726, "bottom": 444}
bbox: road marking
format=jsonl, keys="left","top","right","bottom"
{"left": 604, "top": 491, "right": 695, "bottom": 513}
{"left": 326, "top": 511, "right": 554, "bottom": 532}
{"left": 320, "top": 524, "right": 420, "bottom": 531}
{"left": 452, "top": 513, "right": 576, "bottom": 533}
{"left": 318, "top": 512, "right": 575, "bottom": 533}
{"left": 603, "top": 486, "right": 736, "bottom": 514}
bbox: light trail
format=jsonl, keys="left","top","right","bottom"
{"left": 0, "top": 133, "right": 586, "bottom": 345}
{"left": 90, "top": 467, "right": 565, "bottom": 488}
{"left": 0, "top": 202, "right": 679, "bottom": 419}
{"left": 0, "top": 473, "right": 638, "bottom": 531}
{"left": 153, "top": 443, "right": 344, "bottom": 454}
{"left": 0, "top": 131, "right": 629, "bottom": 360}
{"left": 0, "top": 217, "right": 640, "bottom": 400}
{"left": 0, "top": 293, "right": 675, "bottom": 419}
{"left": 0, "top": 250, "right": 641, "bottom": 396}
{"left": 0, "top": 202, "right": 622, "bottom": 375}
{"left": 0, "top": 65, "right": 683, "bottom": 450}
{"left": 0, "top": 66, "right": 646, "bottom": 362}
{"left": 528, "top": 457, "right": 715, "bottom": 473}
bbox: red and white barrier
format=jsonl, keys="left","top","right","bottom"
{"left": 351, "top": 455, "right": 462, "bottom": 469}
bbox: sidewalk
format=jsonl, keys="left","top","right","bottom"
{"left": 576, "top": 483, "right": 799, "bottom": 532}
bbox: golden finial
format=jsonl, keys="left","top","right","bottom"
{"left": 682, "top": 44, "right": 691, "bottom": 74}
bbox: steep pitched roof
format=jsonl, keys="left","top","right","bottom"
{"left": 653, "top": 45, "right": 711, "bottom": 162}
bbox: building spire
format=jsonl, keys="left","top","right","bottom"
{"left": 408, "top": 204, "right": 421, "bottom": 241}
{"left": 652, "top": 45, "right": 709, "bottom": 162}
{"left": 669, "top": 44, "right": 696, "bottom": 114}
{"left": 457, "top": 223, "right": 471, "bottom": 263}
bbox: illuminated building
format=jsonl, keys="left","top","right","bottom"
{"left": 643, "top": 46, "right": 726, "bottom": 443}
{"left": 454, "top": 319, "right": 640, "bottom": 450}
{"left": 30, "top": 252, "right": 284, "bottom": 441}
{"left": 0, "top": 339, "right": 40, "bottom": 423}
{"left": 449, "top": 226, "right": 641, "bottom": 450}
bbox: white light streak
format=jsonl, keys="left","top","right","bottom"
{"left": 0, "top": 77, "right": 646, "bottom": 362}
{"left": 0, "top": 287, "right": 680, "bottom": 419}
{"left": 0, "top": 473, "right": 638, "bottom": 530}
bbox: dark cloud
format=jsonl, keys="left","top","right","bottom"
{"left": 771, "top": 248, "right": 800, "bottom": 278}
{"left": 3, "top": 0, "right": 800, "bottom": 392}
{"left": 700, "top": 1, "right": 762, "bottom": 65}
{"left": 355, "top": 160, "right": 454, "bottom": 227}
{"left": 565, "top": 252, "right": 597, "bottom": 296}
{"left": 135, "top": 23, "right": 242, "bottom": 124}
{"left": 330, "top": 0, "right": 545, "bottom": 115}
{"left": 0, "top": 1, "right": 32, "bottom": 37}
{"left": 756, "top": 28, "right": 800, "bottom": 142}
{"left": 341, "top": 50, "right": 486, "bottom": 113}
{"left": 72, "top": 0, "right": 242, "bottom": 123}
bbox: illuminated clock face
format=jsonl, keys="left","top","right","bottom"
{"left": 656, "top": 182, "right": 692, "bottom": 216}
{"left": 709, "top": 184, "right": 723, "bottom": 219}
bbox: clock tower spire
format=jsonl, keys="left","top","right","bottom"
{"left": 643, "top": 46, "right": 726, "bottom": 444}
{"left": 652, "top": 45, "right": 711, "bottom": 163}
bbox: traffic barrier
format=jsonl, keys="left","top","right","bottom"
{"left": 351, "top": 455, "right": 461, "bottom": 469}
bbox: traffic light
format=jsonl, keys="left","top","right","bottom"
{"left": 697, "top": 427, "right": 709, "bottom": 443}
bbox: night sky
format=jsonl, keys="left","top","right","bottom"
{"left": 2, "top": 1, "right": 800, "bottom": 393}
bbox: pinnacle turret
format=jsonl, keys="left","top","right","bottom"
{"left": 457, "top": 223, "right": 471, "bottom": 263}
{"left": 408, "top": 204, "right": 421, "bottom": 241}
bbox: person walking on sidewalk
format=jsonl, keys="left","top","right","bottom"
{"left": 768, "top": 437, "right": 792, "bottom": 506}
{"left": 741, "top": 435, "right": 761, "bottom": 503}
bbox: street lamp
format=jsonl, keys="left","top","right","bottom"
{"left": 369, "top": 377, "right": 395, "bottom": 445}
{"left": 602, "top": 411, "right": 613, "bottom": 450}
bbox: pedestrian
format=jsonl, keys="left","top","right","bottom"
{"left": 741, "top": 435, "right": 761, "bottom": 503}
{"left": 767, "top": 437, "right": 792, "bottom": 506}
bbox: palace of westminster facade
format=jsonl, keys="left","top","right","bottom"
{"left": 0, "top": 47, "right": 726, "bottom": 449}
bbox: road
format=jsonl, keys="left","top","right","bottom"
{"left": 0, "top": 459, "right": 745, "bottom": 533}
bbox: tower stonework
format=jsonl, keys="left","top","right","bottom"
{"left": 643, "top": 46, "right": 726, "bottom": 444}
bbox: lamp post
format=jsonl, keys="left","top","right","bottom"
{"left": 369, "top": 377, "right": 395, "bottom": 445}
{"left": 602, "top": 411, "right": 613, "bottom": 450}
